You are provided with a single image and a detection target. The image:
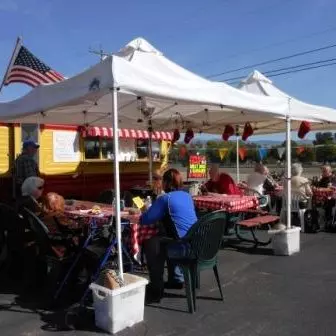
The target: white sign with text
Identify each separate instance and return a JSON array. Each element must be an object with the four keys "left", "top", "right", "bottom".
[{"left": 53, "top": 130, "right": 80, "bottom": 163}]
